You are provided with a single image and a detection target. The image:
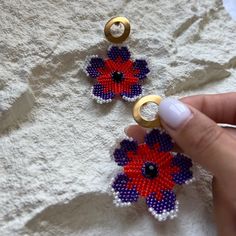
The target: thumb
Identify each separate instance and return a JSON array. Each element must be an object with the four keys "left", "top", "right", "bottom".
[{"left": 159, "top": 98, "right": 236, "bottom": 178}]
